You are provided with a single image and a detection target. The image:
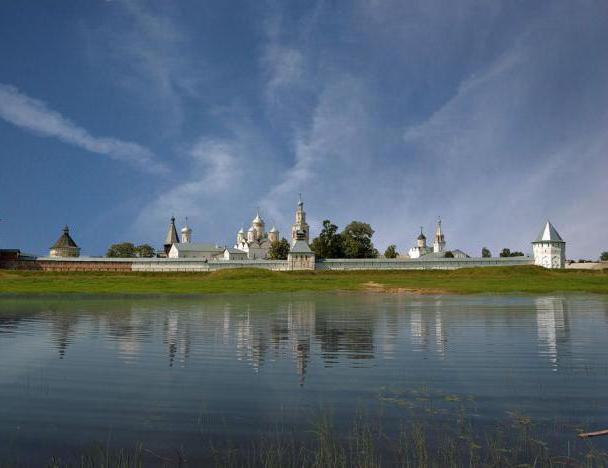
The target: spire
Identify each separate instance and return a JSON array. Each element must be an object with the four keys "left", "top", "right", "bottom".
[
  {"left": 164, "top": 216, "right": 180, "bottom": 245},
  {"left": 417, "top": 226, "right": 426, "bottom": 240},
  {"left": 435, "top": 217, "right": 442, "bottom": 236},
  {"left": 298, "top": 193, "right": 303, "bottom": 208}
]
